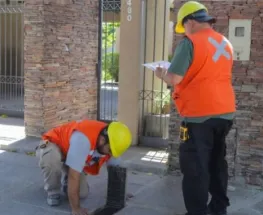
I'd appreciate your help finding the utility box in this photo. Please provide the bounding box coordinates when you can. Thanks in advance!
[228,19,252,61]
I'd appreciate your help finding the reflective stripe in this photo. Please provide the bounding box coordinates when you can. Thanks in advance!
[85,150,107,167]
[208,37,231,62]
[88,161,95,166]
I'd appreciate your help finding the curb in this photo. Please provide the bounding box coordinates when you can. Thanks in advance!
[123,160,167,176]
[0,144,167,176]
[0,144,36,155]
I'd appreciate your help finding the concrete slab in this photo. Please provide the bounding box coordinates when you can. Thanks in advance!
[116,174,263,215]
[122,147,168,175]
[117,175,186,215]
[115,204,176,215]
[0,149,38,167]
[229,208,263,215]
[0,150,164,215]
[253,200,263,212]
[0,136,40,153]
[0,201,70,215]
[12,182,105,213]
[227,185,262,213]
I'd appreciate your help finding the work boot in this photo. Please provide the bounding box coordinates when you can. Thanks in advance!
[93,166,127,215]
[47,194,61,206]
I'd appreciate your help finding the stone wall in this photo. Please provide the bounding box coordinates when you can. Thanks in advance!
[24,0,99,136]
[168,0,263,186]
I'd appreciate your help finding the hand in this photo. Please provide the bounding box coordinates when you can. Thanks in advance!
[155,66,166,79]
[126,192,134,200]
[72,207,89,215]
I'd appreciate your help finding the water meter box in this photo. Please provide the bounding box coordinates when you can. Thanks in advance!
[93,166,127,215]
[228,19,252,61]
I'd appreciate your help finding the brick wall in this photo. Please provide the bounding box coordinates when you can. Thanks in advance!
[24,0,99,136]
[168,0,263,186]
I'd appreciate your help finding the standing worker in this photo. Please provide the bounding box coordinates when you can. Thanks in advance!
[36,119,132,215]
[154,1,235,215]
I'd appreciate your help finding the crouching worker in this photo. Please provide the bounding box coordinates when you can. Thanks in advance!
[35,119,132,215]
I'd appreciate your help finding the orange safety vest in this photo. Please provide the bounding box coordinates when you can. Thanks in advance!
[42,120,111,175]
[172,28,236,117]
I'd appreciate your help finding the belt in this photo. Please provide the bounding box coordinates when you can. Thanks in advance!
[40,140,49,149]
[35,140,49,150]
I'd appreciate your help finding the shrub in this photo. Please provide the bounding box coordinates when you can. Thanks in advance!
[102,52,119,82]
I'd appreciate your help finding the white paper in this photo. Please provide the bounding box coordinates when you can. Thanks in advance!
[142,61,171,71]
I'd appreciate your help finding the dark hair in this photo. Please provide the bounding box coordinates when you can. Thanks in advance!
[99,126,109,143]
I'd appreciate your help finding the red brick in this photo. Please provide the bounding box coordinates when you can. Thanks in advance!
[24,0,99,136]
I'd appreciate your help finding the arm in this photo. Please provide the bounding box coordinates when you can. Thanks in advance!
[68,167,81,211]
[65,131,91,213]
[159,71,184,86]
[155,37,193,87]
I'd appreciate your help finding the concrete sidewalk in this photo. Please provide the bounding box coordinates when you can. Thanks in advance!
[1,150,263,215]
[0,150,163,215]
[1,118,263,214]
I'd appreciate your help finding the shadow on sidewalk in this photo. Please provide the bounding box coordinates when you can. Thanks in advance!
[0,117,40,153]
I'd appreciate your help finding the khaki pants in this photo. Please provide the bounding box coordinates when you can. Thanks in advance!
[36,141,89,198]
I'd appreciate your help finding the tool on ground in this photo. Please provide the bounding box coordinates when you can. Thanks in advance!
[92,166,127,215]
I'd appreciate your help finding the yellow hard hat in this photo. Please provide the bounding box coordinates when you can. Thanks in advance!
[107,121,132,158]
[175,1,208,34]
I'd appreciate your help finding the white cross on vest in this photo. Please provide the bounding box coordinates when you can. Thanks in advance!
[208,37,231,62]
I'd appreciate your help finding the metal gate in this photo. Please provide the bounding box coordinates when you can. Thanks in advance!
[97,0,171,148]
[97,0,121,122]
[138,0,171,148]
[0,0,24,117]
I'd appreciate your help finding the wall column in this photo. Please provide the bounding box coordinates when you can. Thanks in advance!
[118,0,143,145]
[24,0,99,136]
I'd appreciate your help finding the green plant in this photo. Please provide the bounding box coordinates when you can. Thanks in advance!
[102,52,119,82]
[101,22,120,82]
[102,22,120,50]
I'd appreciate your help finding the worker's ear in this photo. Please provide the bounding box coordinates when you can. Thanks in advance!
[98,135,106,145]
